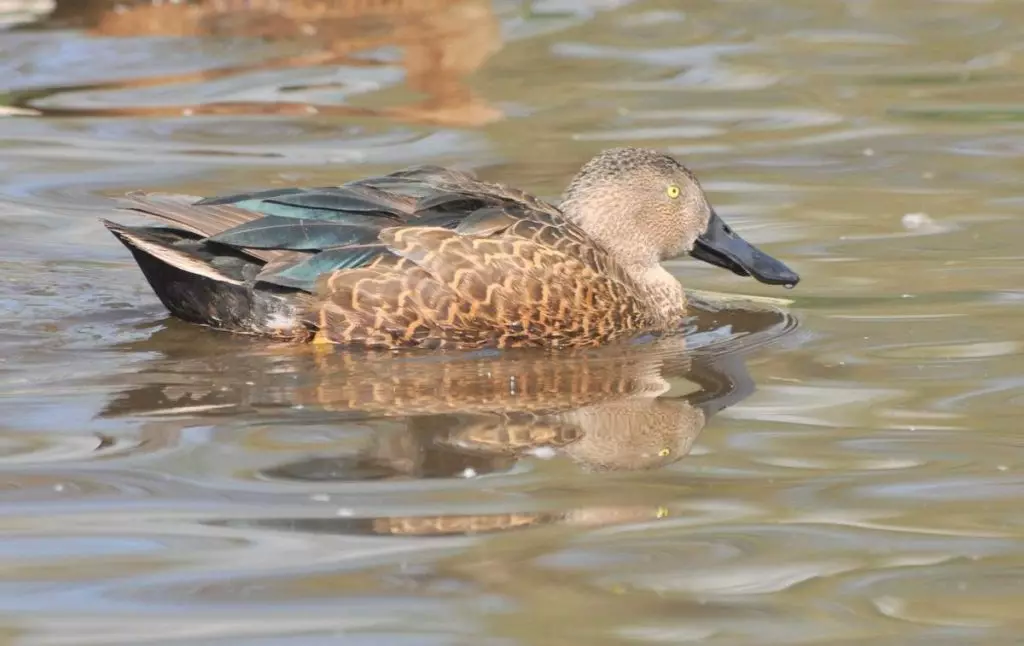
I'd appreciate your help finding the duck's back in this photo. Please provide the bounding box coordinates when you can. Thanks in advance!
[105,165,659,349]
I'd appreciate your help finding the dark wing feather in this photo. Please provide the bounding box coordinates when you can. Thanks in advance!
[121,191,263,238]
[453,206,526,236]
[215,190,412,221]
[261,186,414,216]
[208,215,387,250]
[118,192,299,264]
[196,187,311,206]
[196,184,417,220]
[354,165,480,188]
[256,244,392,291]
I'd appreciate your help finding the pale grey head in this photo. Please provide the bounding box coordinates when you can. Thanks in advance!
[559,147,799,287]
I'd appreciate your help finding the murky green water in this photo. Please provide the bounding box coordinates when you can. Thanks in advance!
[1,0,1023,643]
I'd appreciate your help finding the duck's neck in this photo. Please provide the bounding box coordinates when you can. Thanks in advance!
[629,264,687,325]
[558,197,688,326]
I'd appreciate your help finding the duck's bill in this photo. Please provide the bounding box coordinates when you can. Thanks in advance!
[691,211,800,287]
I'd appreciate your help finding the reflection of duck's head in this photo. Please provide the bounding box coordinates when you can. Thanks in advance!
[253,354,712,480]
[285,338,712,476]
[558,399,705,471]
[430,394,709,472]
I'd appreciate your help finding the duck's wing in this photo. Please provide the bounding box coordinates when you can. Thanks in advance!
[306,204,657,349]
[192,165,487,222]
[118,192,298,265]
[191,164,559,227]
[104,167,430,276]
[121,192,258,236]
[169,165,567,291]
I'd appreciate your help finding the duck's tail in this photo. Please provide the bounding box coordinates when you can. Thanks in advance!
[103,220,312,340]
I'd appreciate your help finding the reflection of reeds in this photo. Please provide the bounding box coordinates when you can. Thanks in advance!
[31,0,504,125]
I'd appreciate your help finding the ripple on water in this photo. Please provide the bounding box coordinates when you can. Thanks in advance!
[0,433,139,466]
[516,522,1021,642]
[0,115,492,168]
[869,561,1024,631]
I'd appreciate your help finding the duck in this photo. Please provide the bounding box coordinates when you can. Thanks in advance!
[103,146,799,350]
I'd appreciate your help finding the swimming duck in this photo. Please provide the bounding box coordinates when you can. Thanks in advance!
[103,147,799,349]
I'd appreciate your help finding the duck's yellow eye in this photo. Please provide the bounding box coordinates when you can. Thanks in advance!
[658,448,671,457]
[666,185,681,199]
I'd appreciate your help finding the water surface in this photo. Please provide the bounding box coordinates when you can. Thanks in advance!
[1,0,1023,643]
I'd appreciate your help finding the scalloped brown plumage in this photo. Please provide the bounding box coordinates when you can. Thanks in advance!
[309,209,655,349]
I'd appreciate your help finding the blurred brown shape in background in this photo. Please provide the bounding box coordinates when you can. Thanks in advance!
[39,0,504,125]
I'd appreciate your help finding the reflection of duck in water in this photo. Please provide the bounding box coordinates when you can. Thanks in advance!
[236,342,759,537]
[37,0,503,125]
[260,338,754,479]
[103,293,794,539]
[181,334,786,635]
[105,148,798,349]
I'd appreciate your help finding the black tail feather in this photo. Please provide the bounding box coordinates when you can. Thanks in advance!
[103,220,309,339]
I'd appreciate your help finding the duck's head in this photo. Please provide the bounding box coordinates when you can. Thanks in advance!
[560,147,799,288]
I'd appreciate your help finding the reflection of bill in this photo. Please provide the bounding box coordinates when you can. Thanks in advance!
[35,0,504,126]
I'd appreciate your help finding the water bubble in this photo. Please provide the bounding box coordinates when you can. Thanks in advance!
[529,446,558,460]
[902,212,935,231]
